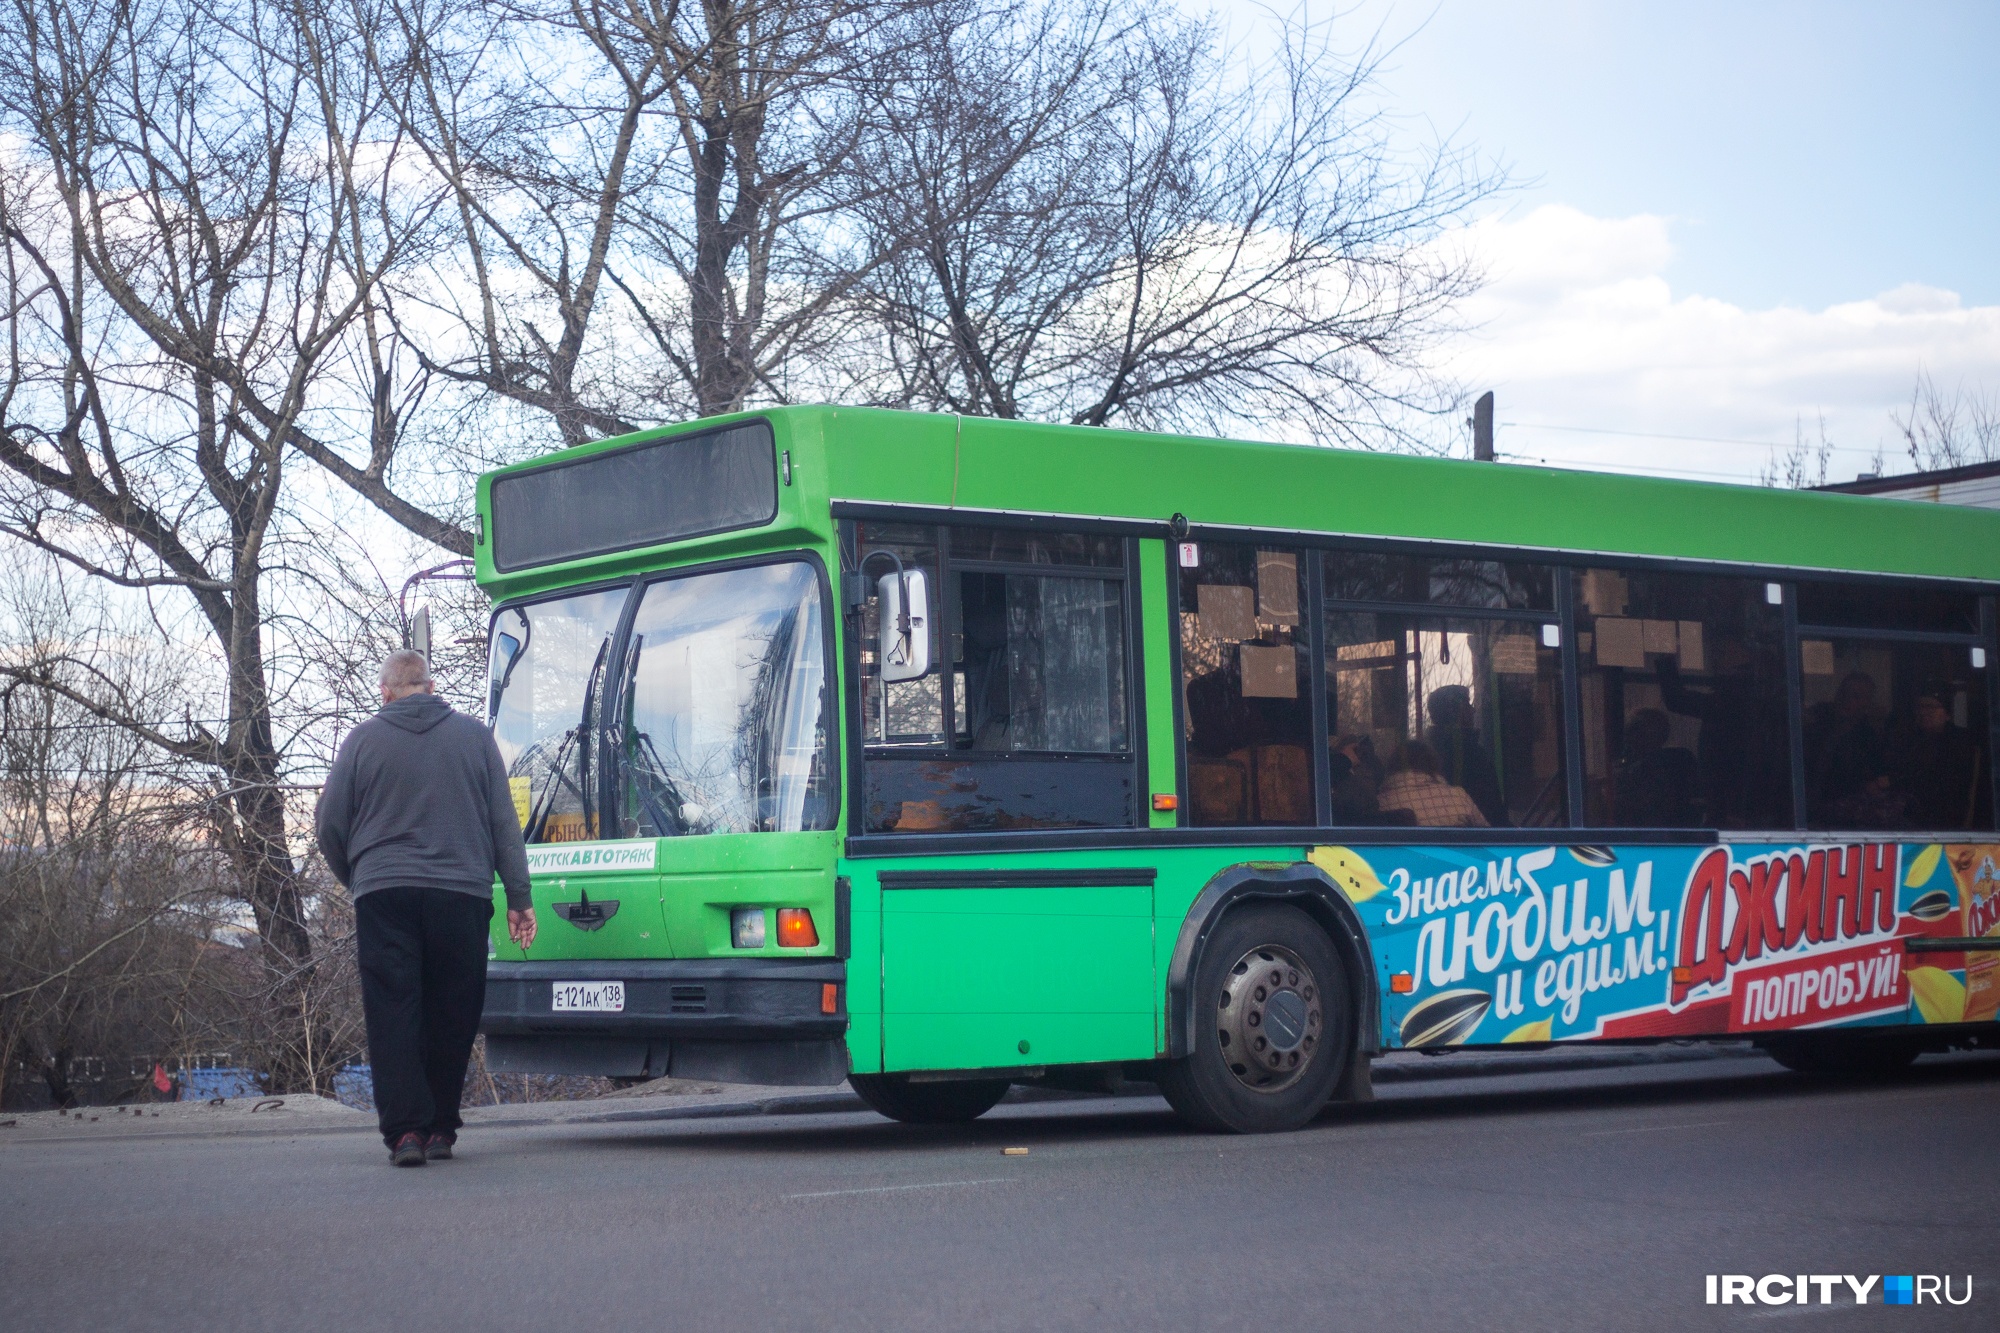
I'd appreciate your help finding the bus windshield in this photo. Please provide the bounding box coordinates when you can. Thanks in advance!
[489,586,628,843]
[615,561,833,837]
[488,564,833,842]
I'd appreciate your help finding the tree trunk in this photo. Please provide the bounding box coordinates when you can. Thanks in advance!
[223,569,318,1090]
[689,110,741,416]
[39,1043,76,1110]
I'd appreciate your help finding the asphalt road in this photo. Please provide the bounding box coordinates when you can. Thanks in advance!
[4,1052,1997,1332]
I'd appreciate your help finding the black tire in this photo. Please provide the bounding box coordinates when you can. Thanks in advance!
[1157,903,1354,1133]
[848,1073,1011,1124]
[1760,1033,1922,1079]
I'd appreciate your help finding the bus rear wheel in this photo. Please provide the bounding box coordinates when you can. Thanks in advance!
[1158,903,1353,1133]
[848,1073,1011,1124]
[1759,1033,1923,1079]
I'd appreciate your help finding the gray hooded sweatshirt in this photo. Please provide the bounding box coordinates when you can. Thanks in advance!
[315,692,533,910]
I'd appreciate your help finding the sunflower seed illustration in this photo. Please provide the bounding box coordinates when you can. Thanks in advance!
[1400,989,1491,1048]
[1908,888,1956,922]
[1569,846,1616,867]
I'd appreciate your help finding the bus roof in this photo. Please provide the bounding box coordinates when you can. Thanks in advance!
[476,405,2000,593]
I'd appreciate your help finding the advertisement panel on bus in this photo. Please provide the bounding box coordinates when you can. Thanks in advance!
[1310,841,2000,1048]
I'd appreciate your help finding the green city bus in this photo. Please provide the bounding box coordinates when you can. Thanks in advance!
[476,406,2000,1132]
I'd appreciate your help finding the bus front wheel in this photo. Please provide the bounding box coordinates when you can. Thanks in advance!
[848,1073,1011,1124]
[1158,903,1354,1133]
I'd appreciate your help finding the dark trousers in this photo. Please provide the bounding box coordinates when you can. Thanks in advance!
[356,887,493,1147]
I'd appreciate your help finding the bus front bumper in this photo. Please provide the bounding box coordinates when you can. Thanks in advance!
[479,958,850,1087]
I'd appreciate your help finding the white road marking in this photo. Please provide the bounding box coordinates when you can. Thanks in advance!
[1580,1119,1733,1137]
[786,1177,1015,1200]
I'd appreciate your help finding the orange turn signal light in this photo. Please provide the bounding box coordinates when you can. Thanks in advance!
[821,983,840,1014]
[1389,972,1415,994]
[1671,966,1692,984]
[777,908,819,948]
[1151,793,1179,812]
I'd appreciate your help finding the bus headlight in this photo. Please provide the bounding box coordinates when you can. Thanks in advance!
[730,908,767,949]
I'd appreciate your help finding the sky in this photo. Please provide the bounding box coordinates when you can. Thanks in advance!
[1218,0,2000,484]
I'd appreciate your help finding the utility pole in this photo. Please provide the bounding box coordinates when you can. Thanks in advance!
[1472,391,1495,461]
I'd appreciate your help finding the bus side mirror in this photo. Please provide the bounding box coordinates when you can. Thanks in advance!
[489,630,523,719]
[877,569,930,683]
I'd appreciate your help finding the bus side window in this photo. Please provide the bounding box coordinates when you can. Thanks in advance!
[1798,635,1992,832]
[1572,567,1792,830]
[1322,609,1566,830]
[859,522,1137,833]
[1313,544,1567,829]
[1179,543,1313,826]
[854,521,945,747]
[953,568,1127,753]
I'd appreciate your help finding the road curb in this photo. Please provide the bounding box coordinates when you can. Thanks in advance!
[3,1043,1773,1141]
[467,1090,865,1130]
[468,1043,1769,1129]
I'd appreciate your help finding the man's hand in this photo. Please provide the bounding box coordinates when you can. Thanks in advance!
[507,907,537,950]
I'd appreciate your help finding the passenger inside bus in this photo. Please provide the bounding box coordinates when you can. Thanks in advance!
[1376,741,1488,828]
[1652,642,1786,828]
[1805,671,1893,825]
[1612,707,1701,827]
[1425,685,1507,826]
[1329,733,1389,823]
[1890,684,1985,828]
[1802,644,1992,830]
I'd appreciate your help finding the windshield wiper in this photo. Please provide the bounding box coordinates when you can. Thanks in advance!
[614,634,696,836]
[524,635,609,842]
[630,729,696,835]
[521,734,589,842]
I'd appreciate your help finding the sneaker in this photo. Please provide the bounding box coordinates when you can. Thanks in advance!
[424,1133,455,1162]
[390,1132,428,1167]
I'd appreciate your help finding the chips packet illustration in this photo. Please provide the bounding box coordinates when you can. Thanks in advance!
[1950,845,2000,1025]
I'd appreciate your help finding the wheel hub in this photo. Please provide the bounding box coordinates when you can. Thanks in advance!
[1215,943,1322,1092]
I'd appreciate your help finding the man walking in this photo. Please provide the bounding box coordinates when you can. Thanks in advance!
[317,650,535,1166]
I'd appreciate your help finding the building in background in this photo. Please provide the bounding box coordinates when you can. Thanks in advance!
[1818,460,2000,509]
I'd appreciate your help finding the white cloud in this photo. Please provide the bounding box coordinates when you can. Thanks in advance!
[1438,204,2000,483]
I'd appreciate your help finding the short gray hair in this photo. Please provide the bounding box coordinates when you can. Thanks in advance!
[380,649,433,693]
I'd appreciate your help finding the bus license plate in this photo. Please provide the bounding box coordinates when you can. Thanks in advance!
[550,980,625,1013]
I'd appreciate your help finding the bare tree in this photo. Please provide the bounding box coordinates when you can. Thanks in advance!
[836,2,1498,446]
[301,0,1501,561]
[0,0,428,1087]
[0,804,216,1109]
[0,648,365,1108]
[359,0,900,463]
[1759,412,1835,489]
[0,562,215,1107]
[1893,370,2000,472]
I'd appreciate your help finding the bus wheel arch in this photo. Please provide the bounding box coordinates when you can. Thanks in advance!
[1167,862,1379,1063]
[1159,863,1378,1133]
